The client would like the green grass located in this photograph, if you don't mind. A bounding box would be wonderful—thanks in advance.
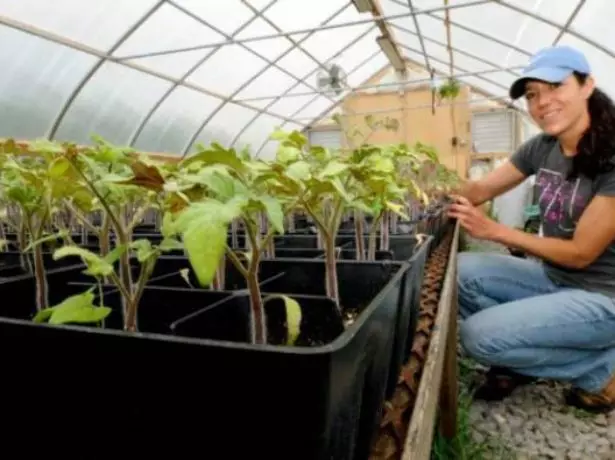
[431,358,518,460]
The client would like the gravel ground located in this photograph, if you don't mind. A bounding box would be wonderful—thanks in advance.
[460,235,615,459]
[468,371,615,459]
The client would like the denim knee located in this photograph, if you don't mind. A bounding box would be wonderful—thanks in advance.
[459,316,495,365]
[457,252,483,287]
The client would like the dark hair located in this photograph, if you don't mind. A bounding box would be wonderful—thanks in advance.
[568,72,615,180]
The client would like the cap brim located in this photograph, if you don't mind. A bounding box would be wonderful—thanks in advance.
[509,67,573,99]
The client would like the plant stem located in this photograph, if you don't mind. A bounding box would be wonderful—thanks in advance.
[231,219,239,249]
[27,214,49,312]
[354,210,365,261]
[244,217,266,344]
[324,232,341,312]
[17,220,31,273]
[380,211,390,251]
[226,246,249,278]
[368,210,384,261]
[125,256,157,332]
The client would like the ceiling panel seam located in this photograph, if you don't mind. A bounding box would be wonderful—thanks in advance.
[405,0,431,71]
[389,0,533,59]
[46,0,167,140]
[114,0,491,61]
[236,64,522,102]
[241,0,353,96]
[168,0,337,104]
[179,2,353,156]
[230,28,383,155]
[0,13,304,130]
[496,0,615,59]
[391,23,520,78]
[250,49,385,156]
[127,0,278,146]
[552,0,586,44]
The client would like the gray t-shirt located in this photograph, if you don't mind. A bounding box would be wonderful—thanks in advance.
[510,133,615,297]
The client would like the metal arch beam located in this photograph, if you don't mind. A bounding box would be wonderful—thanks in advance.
[235,65,522,102]
[252,51,387,157]
[397,44,509,92]
[46,0,167,140]
[389,0,533,58]
[115,0,492,61]
[241,0,351,86]
[291,95,522,120]
[495,0,615,59]
[405,0,431,71]
[391,23,520,78]
[127,0,278,147]
[179,2,353,157]
[228,26,379,154]
[553,0,587,44]
[294,49,523,139]
[169,0,333,102]
[0,14,303,131]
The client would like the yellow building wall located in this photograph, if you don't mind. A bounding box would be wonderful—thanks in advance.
[339,86,471,177]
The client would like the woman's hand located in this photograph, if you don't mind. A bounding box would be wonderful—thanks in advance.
[447,195,502,241]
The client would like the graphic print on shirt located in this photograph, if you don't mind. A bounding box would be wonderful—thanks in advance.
[535,168,590,234]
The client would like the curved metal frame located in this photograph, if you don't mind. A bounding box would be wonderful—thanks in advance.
[127,0,278,147]
[226,24,379,153]
[179,1,354,156]
[1,0,610,152]
[46,0,167,140]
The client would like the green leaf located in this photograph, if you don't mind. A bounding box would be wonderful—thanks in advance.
[288,131,308,149]
[317,160,348,179]
[103,244,128,265]
[173,199,243,235]
[187,166,247,200]
[327,177,352,202]
[48,157,71,178]
[276,145,301,163]
[159,237,184,252]
[161,212,176,238]
[53,246,114,277]
[285,161,311,183]
[263,294,302,345]
[269,128,288,141]
[181,146,246,173]
[131,239,156,262]
[258,196,284,234]
[183,221,226,287]
[33,290,111,325]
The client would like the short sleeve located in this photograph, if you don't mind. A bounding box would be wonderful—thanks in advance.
[509,134,546,177]
[594,167,615,197]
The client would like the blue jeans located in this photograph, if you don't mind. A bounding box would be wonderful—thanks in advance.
[458,252,615,393]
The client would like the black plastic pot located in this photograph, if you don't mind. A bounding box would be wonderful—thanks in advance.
[97,285,235,334]
[147,255,284,290]
[0,263,87,320]
[273,234,355,249]
[0,259,407,460]
[334,234,433,395]
[250,258,410,459]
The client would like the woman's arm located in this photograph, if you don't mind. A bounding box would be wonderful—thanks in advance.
[491,195,615,269]
[457,161,528,206]
[450,194,615,269]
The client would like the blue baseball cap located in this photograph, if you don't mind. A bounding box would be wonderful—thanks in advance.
[509,46,591,100]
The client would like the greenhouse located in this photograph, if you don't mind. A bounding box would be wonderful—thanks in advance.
[0,0,614,459]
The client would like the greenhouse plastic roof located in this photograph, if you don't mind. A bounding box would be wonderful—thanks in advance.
[0,0,608,158]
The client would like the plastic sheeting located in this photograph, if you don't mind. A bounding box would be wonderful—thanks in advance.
[0,0,610,158]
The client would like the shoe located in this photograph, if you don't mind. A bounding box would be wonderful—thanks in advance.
[471,366,537,401]
[564,372,615,414]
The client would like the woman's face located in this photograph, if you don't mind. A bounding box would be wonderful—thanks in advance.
[524,75,594,136]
